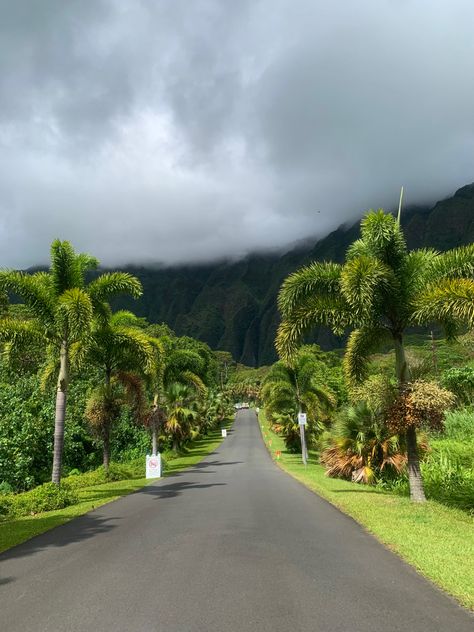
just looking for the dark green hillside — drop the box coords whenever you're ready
[116,184,474,366]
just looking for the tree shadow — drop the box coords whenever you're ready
[0,511,122,564]
[143,479,227,501]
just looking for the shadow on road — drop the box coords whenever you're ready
[0,511,122,566]
[144,479,227,500]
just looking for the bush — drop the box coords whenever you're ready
[0,483,79,519]
[442,408,474,442]
[441,367,474,406]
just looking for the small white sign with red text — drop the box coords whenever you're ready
[146,454,162,478]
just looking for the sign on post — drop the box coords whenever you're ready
[146,453,162,479]
[298,412,307,425]
[221,428,227,438]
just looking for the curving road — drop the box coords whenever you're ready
[0,409,472,631]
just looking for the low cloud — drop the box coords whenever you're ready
[1,0,474,268]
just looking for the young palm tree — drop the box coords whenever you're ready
[277,210,474,501]
[146,343,207,455]
[163,382,198,451]
[0,240,142,484]
[262,347,336,452]
[75,310,154,470]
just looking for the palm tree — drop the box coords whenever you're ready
[0,240,142,484]
[75,310,154,470]
[277,210,474,501]
[163,382,198,451]
[261,347,336,452]
[146,343,207,455]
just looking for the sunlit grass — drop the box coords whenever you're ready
[259,411,474,611]
[0,421,232,554]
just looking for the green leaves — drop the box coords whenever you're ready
[340,256,395,320]
[87,272,142,303]
[343,326,391,386]
[56,288,93,341]
[278,261,342,318]
[0,270,54,325]
[415,278,474,328]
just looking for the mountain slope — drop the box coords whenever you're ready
[116,184,474,365]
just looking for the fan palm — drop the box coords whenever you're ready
[277,210,474,501]
[0,240,142,483]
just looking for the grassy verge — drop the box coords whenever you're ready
[259,411,474,611]
[0,421,232,554]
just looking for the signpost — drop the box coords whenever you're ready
[146,454,162,479]
[298,412,308,466]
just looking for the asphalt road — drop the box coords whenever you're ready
[0,409,472,631]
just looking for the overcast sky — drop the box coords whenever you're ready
[1,1,474,268]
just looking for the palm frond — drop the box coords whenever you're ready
[87,272,142,303]
[56,288,93,340]
[276,296,351,362]
[359,210,407,268]
[50,240,82,295]
[414,278,474,328]
[277,261,342,318]
[430,244,474,280]
[341,256,395,320]
[343,326,392,385]
[0,271,54,324]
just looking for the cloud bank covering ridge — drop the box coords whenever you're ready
[1,0,474,268]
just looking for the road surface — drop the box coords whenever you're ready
[0,409,471,631]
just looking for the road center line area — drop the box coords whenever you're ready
[0,410,472,632]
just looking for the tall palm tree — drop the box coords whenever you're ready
[75,310,154,470]
[262,347,336,452]
[277,210,474,501]
[0,240,142,483]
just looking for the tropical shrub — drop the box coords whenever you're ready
[442,408,474,442]
[320,402,410,484]
[0,482,79,519]
[387,380,455,433]
[441,366,474,405]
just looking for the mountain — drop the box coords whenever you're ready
[115,184,474,366]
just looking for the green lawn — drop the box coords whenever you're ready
[259,412,474,611]
[0,421,232,554]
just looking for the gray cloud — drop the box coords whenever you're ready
[1,0,474,268]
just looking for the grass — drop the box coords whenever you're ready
[0,421,232,554]
[259,411,474,611]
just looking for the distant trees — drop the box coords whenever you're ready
[277,210,474,501]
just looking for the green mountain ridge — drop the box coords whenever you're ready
[115,184,474,366]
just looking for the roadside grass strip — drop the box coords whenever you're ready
[258,411,474,611]
[0,420,232,554]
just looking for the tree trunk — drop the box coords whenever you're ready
[103,428,110,472]
[172,438,179,452]
[152,394,158,455]
[393,334,426,502]
[406,425,426,502]
[52,340,68,485]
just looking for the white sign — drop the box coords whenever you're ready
[146,454,162,478]
[221,428,227,438]
[298,412,307,425]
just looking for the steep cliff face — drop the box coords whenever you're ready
[116,184,474,365]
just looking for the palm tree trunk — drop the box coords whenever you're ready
[394,335,426,502]
[152,394,158,455]
[103,428,110,472]
[52,340,68,485]
[172,438,179,452]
